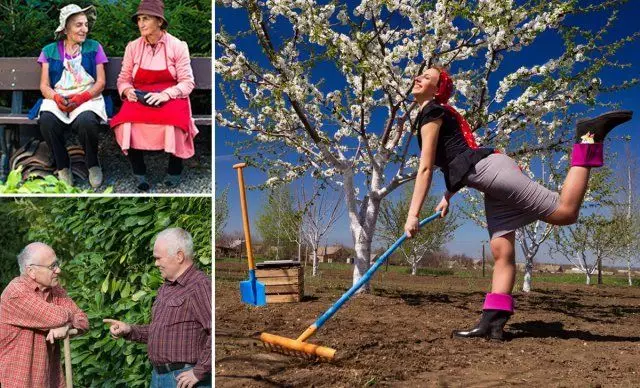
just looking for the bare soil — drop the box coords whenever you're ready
[215,262,640,387]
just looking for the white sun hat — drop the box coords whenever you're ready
[54,4,97,40]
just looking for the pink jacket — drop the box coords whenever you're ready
[116,32,195,99]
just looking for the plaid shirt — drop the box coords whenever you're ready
[0,276,89,388]
[127,264,211,380]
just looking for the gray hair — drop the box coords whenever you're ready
[17,242,53,274]
[156,228,194,260]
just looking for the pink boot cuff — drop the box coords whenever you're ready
[483,293,514,313]
[571,143,603,167]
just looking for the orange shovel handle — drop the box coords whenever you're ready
[233,163,256,270]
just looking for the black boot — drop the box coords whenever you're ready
[451,310,511,340]
[575,110,633,143]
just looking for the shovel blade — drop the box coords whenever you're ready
[240,270,266,306]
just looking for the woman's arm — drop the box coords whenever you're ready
[163,40,195,98]
[40,62,69,111]
[86,63,105,96]
[39,63,56,100]
[117,41,136,100]
[404,118,442,237]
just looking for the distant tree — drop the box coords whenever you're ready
[256,185,301,260]
[551,213,627,285]
[215,185,230,241]
[615,142,640,286]
[377,186,459,275]
[300,183,344,276]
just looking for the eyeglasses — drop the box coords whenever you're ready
[28,261,61,271]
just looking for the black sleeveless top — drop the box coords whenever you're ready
[413,101,493,193]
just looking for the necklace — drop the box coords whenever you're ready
[65,42,80,57]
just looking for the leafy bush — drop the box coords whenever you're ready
[0,0,212,57]
[0,199,29,290]
[0,168,103,194]
[1,197,212,387]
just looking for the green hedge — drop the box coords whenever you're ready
[0,0,211,57]
[0,197,211,387]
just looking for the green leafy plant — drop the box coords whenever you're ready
[0,168,113,194]
[1,197,212,387]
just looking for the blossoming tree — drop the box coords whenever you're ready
[216,0,638,290]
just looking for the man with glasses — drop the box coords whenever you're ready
[104,228,211,388]
[0,242,88,388]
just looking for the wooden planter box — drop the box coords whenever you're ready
[255,260,304,303]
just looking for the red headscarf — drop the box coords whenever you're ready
[434,69,479,149]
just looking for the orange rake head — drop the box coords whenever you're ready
[260,332,336,361]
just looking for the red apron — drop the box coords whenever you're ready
[110,43,191,132]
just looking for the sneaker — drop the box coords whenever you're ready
[575,110,633,143]
[163,174,181,187]
[88,166,103,188]
[135,174,150,191]
[57,168,74,186]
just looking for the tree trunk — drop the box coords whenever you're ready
[312,248,319,277]
[411,261,417,275]
[586,271,591,285]
[522,256,534,293]
[352,238,372,292]
[597,256,602,285]
[297,241,302,262]
[627,160,633,287]
[348,194,380,293]
[305,244,309,265]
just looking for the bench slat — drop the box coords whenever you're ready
[0,113,211,126]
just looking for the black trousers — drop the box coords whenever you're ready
[39,111,101,169]
[127,149,183,176]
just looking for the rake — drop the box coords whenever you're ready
[260,212,441,361]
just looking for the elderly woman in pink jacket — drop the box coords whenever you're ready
[110,0,198,191]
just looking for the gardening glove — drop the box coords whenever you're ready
[68,91,92,109]
[53,94,72,112]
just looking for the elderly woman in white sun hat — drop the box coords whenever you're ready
[28,3,109,188]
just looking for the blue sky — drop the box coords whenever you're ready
[215,1,640,264]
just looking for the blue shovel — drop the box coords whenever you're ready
[234,163,266,306]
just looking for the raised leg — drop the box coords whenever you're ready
[544,109,633,225]
[543,166,590,225]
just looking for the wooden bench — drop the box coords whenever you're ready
[0,57,211,177]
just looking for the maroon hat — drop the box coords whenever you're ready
[132,0,168,28]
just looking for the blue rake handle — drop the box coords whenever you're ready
[299,212,441,341]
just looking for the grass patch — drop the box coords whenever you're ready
[532,272,640,287]
[411,267,455,276]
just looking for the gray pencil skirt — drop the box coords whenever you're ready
[462,153,560,240]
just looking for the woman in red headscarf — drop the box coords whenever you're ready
[406,67,632,340]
